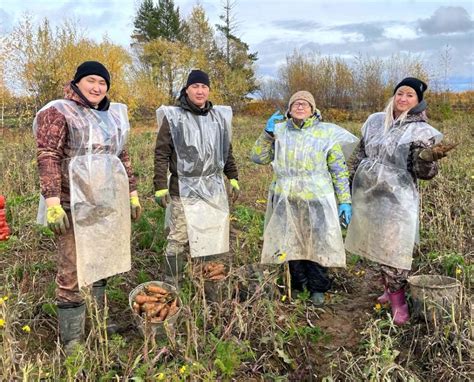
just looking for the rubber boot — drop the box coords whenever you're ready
[92,279,118,335]
[57,302,86,355]
[388,288,410,325]
[377,287,390,304]
[164,253,185,287]
[309,292,325,306]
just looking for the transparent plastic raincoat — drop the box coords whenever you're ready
[252,118,358,267]
[345,112,442,269]
[156,105,232,257]
[33,100,132,287]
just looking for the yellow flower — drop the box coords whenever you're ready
[179,365,187,374]
[0,296,8,304]
[374,303,382,312]
[0,319,5,328]
[281,295,287,302]
[156,373,165,381]
[278,252,287,262]
[455,268,462,276]
[256,199,267,204]
[22,325,31,333]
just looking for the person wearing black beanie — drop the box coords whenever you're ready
[153,69,239,286]
[393,77,427,102]
[73,61,111,90]
[345,76,448,326]
[32,59,141,353]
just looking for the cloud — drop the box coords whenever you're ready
[328,22,385,41]
[273,19,320,32]
[418,6,474,35]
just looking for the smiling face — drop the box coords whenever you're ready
[186,83,210,108]
[394,86,419,116]
[76,75,108,106]
[290,99,313,121]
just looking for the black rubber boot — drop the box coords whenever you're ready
[92,279,119,335]
[92,279,107,309]
[289,260,308,298]
[57,302,86,355]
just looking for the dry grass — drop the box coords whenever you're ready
[0,113,472,380]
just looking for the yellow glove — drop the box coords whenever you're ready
[230,179,240,202]
[46,205,70,235]
[154,189,169,208]
[130,195,142,220]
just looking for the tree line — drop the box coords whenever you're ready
[0,0,464,126]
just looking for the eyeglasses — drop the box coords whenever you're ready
[291,101,311,110]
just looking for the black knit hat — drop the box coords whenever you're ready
[393,77,427,101]
[185,70,210,88]
[73,61,111,90]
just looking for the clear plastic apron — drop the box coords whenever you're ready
[157,105,232,257]
[345,112,442,269]
[34,100,131,287]
[261,121,358,267]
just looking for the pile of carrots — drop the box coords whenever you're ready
[201,262,227,281]
[132,284,179,323]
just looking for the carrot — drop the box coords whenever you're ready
[145,284,169,295]
[159,305,169,320]
[168,305,179,317]
[207,267,226,278]
[209,274,226,281]
[144,302,164,318]
[132,302,141,315]
[135,294,159,304]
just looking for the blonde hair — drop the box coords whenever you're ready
[383,96,410,133]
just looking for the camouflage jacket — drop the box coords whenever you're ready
[35,82,137,208]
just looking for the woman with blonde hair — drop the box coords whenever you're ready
[345,77,449,325]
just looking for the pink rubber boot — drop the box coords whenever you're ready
[388,288,410,325]
[377,288,390,304]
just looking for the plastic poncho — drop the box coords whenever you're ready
[156,105,232,257]
[33,100,131,287]
[252,118,358,267]
[345,112,442,270]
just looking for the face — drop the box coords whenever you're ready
[186,83,210,108]
[290,99,313,120]
[394,86,418,114]
[76,75,108,106]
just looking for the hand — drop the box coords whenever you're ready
[229,179,240,202]
[418,142,458,162]
[265,110,285,133]
[338,203,352,226]
[46,204,70,235]
[154,189,169,208]
[130,195,142,220]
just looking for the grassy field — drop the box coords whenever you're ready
[0,112,472,381]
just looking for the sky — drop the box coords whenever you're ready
[1,0,473,90]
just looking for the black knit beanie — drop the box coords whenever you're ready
[393,77,427,101]
[73,61,111,90]
[185,70,210,88]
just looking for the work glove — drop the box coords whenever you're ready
[130,195,142,220]
[265,110,285,133]
[47,204,70,235]
[230,179,240,202]
[338,203,352,228]
[418,142,458,162]
[154,189,169,208]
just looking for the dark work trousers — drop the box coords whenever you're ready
[289,260,332,293]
